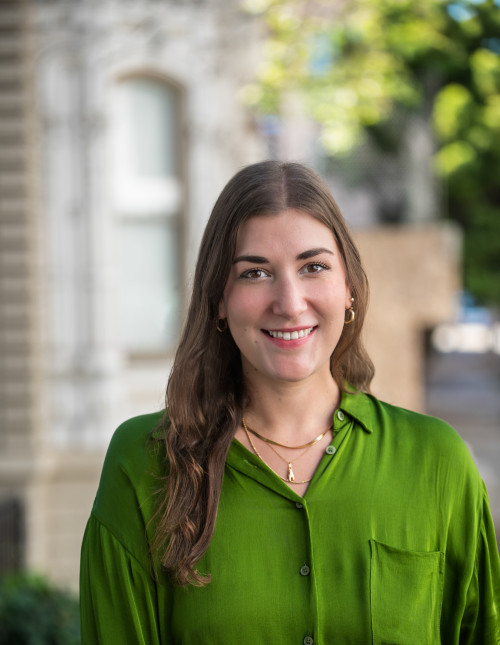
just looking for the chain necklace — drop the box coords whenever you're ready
[242,418,329,449]
[242,418,332,485]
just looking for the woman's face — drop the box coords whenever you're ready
[219,209,352,389]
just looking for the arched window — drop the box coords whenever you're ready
[111,76,182,353]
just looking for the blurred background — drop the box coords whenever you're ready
[0,0,499,607]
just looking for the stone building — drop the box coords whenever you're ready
[0,0,460,590]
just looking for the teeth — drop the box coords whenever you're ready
[268,327,313,340]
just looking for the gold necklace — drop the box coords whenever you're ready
[242,417,329,449]
[242,419,332,484]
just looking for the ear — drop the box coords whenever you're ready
[218,299,227,319]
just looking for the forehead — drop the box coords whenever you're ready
[235,209,335,253]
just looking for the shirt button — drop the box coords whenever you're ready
[295,502,303,509]
[303,637,314,645]
[300,565,310,576]
[337,410,345,421]
[325,445,336,455]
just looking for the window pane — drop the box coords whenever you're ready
[111,76,183,353]
[118,218,180,351]
[114,78,177,179]
[112,79,181,217]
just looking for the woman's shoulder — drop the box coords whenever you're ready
[373,395,463,443]
[104,410,166,471]
[371,394,454,431]
[343,390,477,470]
[91,411,167,540]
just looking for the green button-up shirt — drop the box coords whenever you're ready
[80,391,500,644]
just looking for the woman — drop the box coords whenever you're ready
[80,161,500,644]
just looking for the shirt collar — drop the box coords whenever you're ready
[338,389,375,434]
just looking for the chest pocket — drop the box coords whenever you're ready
[369,539,445,645]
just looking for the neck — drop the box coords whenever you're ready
[242,372,341,443]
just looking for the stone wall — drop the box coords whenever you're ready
[355,223,462,412]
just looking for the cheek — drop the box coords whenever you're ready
[316,283,347,311]
[224,286,264,321]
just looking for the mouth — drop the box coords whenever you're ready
[264,326,315,340]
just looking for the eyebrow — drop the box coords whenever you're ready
[233,247,334,264]
[297,247,334,260]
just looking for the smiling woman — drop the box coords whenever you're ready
[80,161,500,644]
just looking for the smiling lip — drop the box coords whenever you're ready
[264,326,316,341]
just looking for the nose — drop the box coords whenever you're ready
[271,274,307,319]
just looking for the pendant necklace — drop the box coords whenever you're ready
[242,418,332,485]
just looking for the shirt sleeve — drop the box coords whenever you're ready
[80,513,162,645]
[461,485,500,644]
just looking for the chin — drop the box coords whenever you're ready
[270,367,318,383]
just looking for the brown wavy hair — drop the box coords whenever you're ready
[153,160,374,585]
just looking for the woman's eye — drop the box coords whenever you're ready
[302,262,329,274]
[240,268,269,280]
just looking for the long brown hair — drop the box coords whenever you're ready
[153,160,374,585]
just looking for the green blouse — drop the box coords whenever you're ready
[80,391,500,644]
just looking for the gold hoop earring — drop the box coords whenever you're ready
[216,318,228,333]
[344,298,355,325]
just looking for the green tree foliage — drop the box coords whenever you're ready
[243,0,500,305]
[0,574,80,645]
